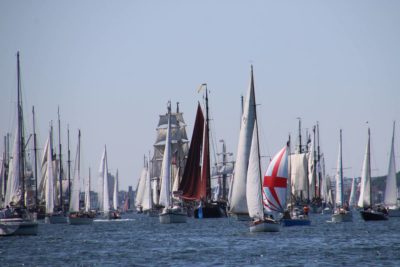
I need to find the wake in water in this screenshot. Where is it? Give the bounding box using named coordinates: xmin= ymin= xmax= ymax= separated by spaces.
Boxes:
xmin=94 ymin=218 xmax=136 ymax=222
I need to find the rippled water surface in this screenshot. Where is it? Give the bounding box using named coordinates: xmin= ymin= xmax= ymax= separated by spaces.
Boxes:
xmin=1 ymin=213 xmax=400 ymax=266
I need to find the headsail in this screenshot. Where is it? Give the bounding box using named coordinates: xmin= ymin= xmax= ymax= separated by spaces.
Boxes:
xmin=263 ymin=146 xmax=288 ymax=213
xmin=99 ymin=146 xmax=110 ymax=213
xmin=384 ymin=122 xmax=397 ymax=207
xmin=358 ymin=129 xmax=371 ymax=208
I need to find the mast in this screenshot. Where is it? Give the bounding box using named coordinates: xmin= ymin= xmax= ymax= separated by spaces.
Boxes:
xmin=368 ymin=128 xmax=371 ymax=206
xmin=32 ymin=106 xmax=38 ymax=209
xmin=317 ymin=122 xmax=321 ymax=198
xmin=339 ymin=129 xmax=344 ymax=207
xmin=221 ymin=140 xmax=227 ymax=200
xmin=297 ymin=118 xmax=302 ymax=153
xmin=57 ymin=107 xmax=63 ymax=211
xmin=313 ymin=126 xmax=317 ymax=198
xmin=204 ymin=86 xmax=211 ymax=200
xmin=17 ymin=52 xmax=26 ymax=207
xmin=67 ymin=125 xmax=71 ymax=206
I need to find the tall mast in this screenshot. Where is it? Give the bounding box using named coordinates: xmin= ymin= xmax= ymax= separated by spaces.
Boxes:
xmin=67 ymin=125 xmax=71 ymax=206
xmin=339 ymin=129 xmax=344 ymax=207
xmin=313 ymin=125 xmax=317 ymax=198
xmin=57 ymin=107 xmax=63 ymax=211
xmin=32 ymin=106 xmax=38 ymax=209
xmin=368 ymin=128 xmax=371 ymax=206
xmin=297 ymin=118 xmax=302 ymax=153
xmin=317 ymin=121 xmax=321 ymax=198
xmin=221 ymin=140 xmax=227 ymax=200
xmin=204 ymin=85 xmax=211 ymax=200
xmin=17 ymin=52 xmax=26 ymax=207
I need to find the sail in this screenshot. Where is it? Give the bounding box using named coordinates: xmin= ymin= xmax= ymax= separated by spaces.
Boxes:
xmin=384 ymin=122 xmax=397 ymax=207
xmin=263 ymin=146 xmax=289 ymax=213
xmin=159 ymin=111 xmax=172 ymax=208
xmin=135 ymin=167 xmax=147 ymax=208
xmin=229 ymin=67 xmax=256 ymax=215
xmin=179 ymin=104 xmax=207 ymax=200
xmin=334 ymin=131 xmax=343 ymax=207
xmin=348 ymin=177 xmax=357 ymax=207
xmin=113 ymin=170 xmax=119 ymax=210
xmin=142 ymin=158 xmax=152 ymax=211
xmin=85 ymin=170 xmax=91 ymax=212
xmin=99 ymin=147 xmax=110 ymax=213
xmin=45 ymin=132 xmax=55 ymax=213
xmin=358 ymin=129 xmax=371 ymax=208
xmin=308 ymin=135 xmax=316 ymax=199
xmin=69 ymin=132 xmax=81 ymax=213
xmin=246 ymin=124 xmax=264 ymax=220
xmin=290 ymin=153 xmax=308 ymax=197
xmin=5 ymin=127 xmax=22 ymax=206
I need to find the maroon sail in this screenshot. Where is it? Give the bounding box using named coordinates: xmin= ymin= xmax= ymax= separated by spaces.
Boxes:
xmin=179 ymin=103 xmax=207 ymax=201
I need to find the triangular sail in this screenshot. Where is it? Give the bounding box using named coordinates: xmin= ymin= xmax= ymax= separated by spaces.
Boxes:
xmin=246 ymin=124 xmax=263 ymax=220
xmin=229 ymin=67 xmax=256 ymax=215
xmin=263 ymin=146 xmax=289 ymax=213
xmin=179 ymin=104 xmax=206 ymax=200
xmin=99 ymin=146 xmax=110 ymax=213
xmin=113 ymin=170 xmax=119 ymax=210
xmin=5 ymin=124 xmax=22 ymax=206
xmin=45 ymin=132 xmax=55 ymax=214
xmin=159 ymin=108 xmax=172 ymax=208
xmin=142 ymin=158 xmax=152 ymax=211
xmin=358 ymin=129 xmax=371 ymax=208
xmin=135 ymin=167 xmax=147 ymax=209
xmin=335 ymin=130 xmax=344 ymax=207
xmin=69 ymin=131 xmax=81 ymax=212
xmin=308 ymin=134 xmax=316 ymax=200
xmin=348 ymin=177 xmax=357 ymax=207
xmin=85 ymin=169 xmax=91 ymax=212
xmin=384 ymin=122 xmax=397 ymax=207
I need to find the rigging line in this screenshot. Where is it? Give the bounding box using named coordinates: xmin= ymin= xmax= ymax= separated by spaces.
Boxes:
xmin=202 ymin=91 xmax=219 ymax=165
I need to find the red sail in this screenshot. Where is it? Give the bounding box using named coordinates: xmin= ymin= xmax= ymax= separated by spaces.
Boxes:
xmin=179 ymin=103 xmax=208 ymax=201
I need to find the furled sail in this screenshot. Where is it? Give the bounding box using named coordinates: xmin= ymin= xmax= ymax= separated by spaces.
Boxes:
xmin=384 ymin=122 xmax=397 ymax=207
xmin=263 ymin=146 xmax=288 ymax=213
xmin=229 ymin=67 xmax=256 ymax=215
xmin=358 ymin=129 xmax=371 ymax=208
xmin=245 ymin=124 xmax=263 ymax=220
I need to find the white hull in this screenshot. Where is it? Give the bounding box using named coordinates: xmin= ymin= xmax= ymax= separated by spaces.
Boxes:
xmin=46 ymin=214 xmax=68 ymax=224
xmin=159 ymin=210 xmax=187 ymax=224
xmin=68 ymin=217 xmax=94 ymax=225
xmin=321 ymin=207 xmax=333 ymax=215
xmin=388 ymin=208 xmax=400 ymax=217
xmin=331 ymin=211 xmax=353 ymax=223
xmin=0 ymin=218 xmax=38 ymax=236
xmin=250 ymin=220 xmax=280 ymax=232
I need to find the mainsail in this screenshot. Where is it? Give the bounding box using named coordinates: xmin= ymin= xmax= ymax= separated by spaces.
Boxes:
xmin=45 ymin=131 xmax=55 ymax=214
xmin=263 ymin=146 xmax=289 ymax=213
xmin=229 ymin=66 xmax=256 ymax=215
xmin=159 ymin=105 xmax=172 ymax=208
xmin=85 ymin=169 xmax=91 ymax=212
xmin=348 ymin=177 xmax=357 ymax=207
xmin=358 ymin=129 xmax=371 ymax=208
xmin=142 ymin=158 xmax=152 ymax=211
xmin=334 ymin=130 xmax=344 ymax=207
xmin=113 ymin=170 xmax=119 ymax=210
xmin=69 ymin=130 xmax=81 ymax=213
xmin=384 ymin=122 xmax=397 ymax=207
xmin=290 ymin=153 xmax=308 ymax=199
xmin=135 ymin=165 xmax=147 ymax=209
xmin=99 ymin=146 xmax=110 ymax=213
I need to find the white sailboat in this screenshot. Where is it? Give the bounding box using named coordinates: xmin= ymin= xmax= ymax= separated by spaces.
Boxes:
xmin=0 ymin=52 xmax=38 ymax=236
xmin=98 ymin=146 xmax=117 ymax=219
xmin=384 ymin=122 xmax=400 ymax=217
xmin=331 ymin=130 xmax=352 ymax=223
xmin=159 ymin=102 xmax=187 ymax=224
xmin=228 ymin=66 xmax=256 ymax=221
xmin=135 ymin=159 xmax=147 ymax=213
xmin=359 ymin=128 xmax=388 ymax=221
xmin=68 ymin=130 xmax=94 ymax=225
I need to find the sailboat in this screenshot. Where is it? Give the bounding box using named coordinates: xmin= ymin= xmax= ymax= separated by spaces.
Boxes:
xmin=159 ymin=102 xmax=187 ymax=224
xmin=0 ymin=52 xmax=38 ymax=236
xmin=359 ymin=128 xmax=388 ymax=221
xmin=178 ymin=85 xmax=226 ymax=218
xmin=348 ymin=177 xmax=357 ymax=209
xmin=68 ymin=130 xmax=94 ymax=225
xmin=135 ymin=158 xmax=147 ymax=213
xmin=331 ymin=130 xmax=352 ymax=223
xmin=384 ymin=122 xmax=400 ymax=217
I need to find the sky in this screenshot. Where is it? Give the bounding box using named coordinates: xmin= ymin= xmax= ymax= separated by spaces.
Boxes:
xmin=0 ymin=1 xmax=399 ymax=191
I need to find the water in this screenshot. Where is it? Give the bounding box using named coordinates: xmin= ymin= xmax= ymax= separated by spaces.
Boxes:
xmin=1 ymin=213 xmax=399 ymax=266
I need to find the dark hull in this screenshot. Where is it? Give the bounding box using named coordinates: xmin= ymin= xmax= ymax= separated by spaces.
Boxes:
xmin=360 ymin=210 xmax=388 ymax=221
xmin=194 ymin=202 xmax=227 ymax=218
xmin=281 ymin=218 xmax=311 ymax=227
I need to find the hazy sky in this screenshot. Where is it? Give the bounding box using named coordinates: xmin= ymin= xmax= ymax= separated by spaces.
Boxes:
xmin=1 ymin=1 xmax=399 ymax=191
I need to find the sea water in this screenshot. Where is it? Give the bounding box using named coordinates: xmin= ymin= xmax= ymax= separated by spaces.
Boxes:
xmin=0 ymin=212 xmax=399 ymax=266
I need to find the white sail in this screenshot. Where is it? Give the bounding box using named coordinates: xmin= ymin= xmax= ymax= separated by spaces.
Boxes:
xmin=358 ymin=129 xmax=371 ymax=208
xmin=69 ymin=132 xmax=81 ymax=213
xmin=5 ymin=127 xmax=22 ymax=206
xmin=334 ymin=131 xmax=343 ymax=207
xmin=135 ymin=167 xmax=147 ymax=208
xmin=113 ymin=170 xmax=119 ymax=210
xmin=142 ymin=158 xmax=152 ymax=211
xmin=45 ymin=132 xmax=55 ymax=214
xmin=290 ymin=153 xmax=308 ymax=196
xmin=230 ymin=67 xmax=256 ymax=215
xmin=308 ymin=135 xmax=316 ymax=200
xmin=159 ymin=110 xmax=172 ymax=208
xmin=99 ymin=147 xmax=110 ymax=213
xmin=246 ymin=124 xmax=264 ymax=221
xmin=348 ymin=177 xmax=357 ymax=207
xmin=85 ymin=169 xmax=91 ymax=212
xmin=384 ymin=122 xmax=397 ymax=207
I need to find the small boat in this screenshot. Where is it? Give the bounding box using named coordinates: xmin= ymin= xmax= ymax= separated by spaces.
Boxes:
xmin=159 ymin=102 xmax=187 ymax=224
xmin=244 ymin=66 xmax=280 ymax=232
xmin=0 ymin=53 xmax=38 ymax=236
xmin=358 ymin=128 xmax=388 ymax=221
xmin=280 ymin=207 xmax=311 ymax=226
xmin=384 ymin=122 xmax=400 ymax=217
xmin=331 ymin=129 xmax=353 ymax=223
